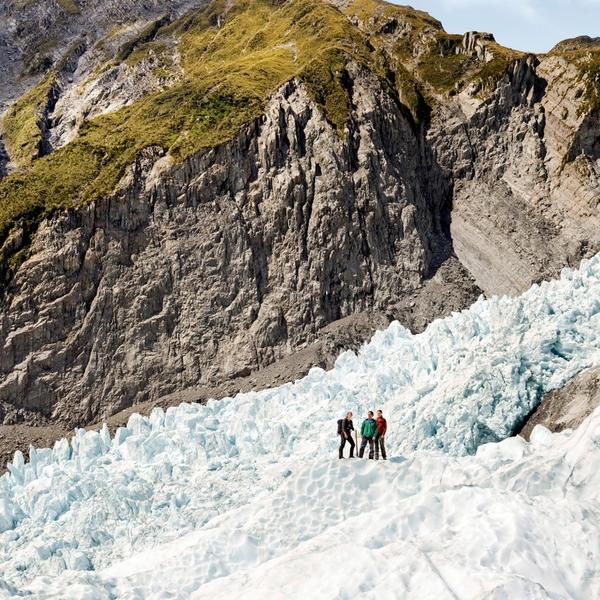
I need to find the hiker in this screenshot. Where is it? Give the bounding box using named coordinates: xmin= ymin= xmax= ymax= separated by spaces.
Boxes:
xmin=374 ymin=409 xmax=387 ymax=460
xmin=338 ymin=411 xmax=356 ymax=459
xmin=359 ymin=411 xmax=377 ymax=459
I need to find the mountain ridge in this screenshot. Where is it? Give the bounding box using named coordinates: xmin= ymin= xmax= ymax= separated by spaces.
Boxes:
xmin=0 ymin=0 xmax=598 ymax=434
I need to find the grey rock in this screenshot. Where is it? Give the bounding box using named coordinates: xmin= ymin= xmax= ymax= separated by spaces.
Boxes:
xmin=459 ymin=32 xmax=495 ymax=62
xmin=0 ymin=69 xmax=478 ymax=427
xmin=518 ymin=366 xmax=600 ymax=440
xmin=48 ymin=42 xmax=182 ymax=151
xmin=1 ymin=3 xmax=599 ymax=434
xmin=0 ymin=1 xmax=202 ymax=173
xmin=0 ymin=310 xmax=389 ymax=472
xmin=0 ymin=0 xmax=203 ymax=112
xmin=0 ymin=138 xmax=8 ymax=178
xmin=432 ymin=55 xmax=600 ymax=297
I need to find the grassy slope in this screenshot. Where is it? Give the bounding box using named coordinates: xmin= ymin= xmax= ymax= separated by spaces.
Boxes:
xmin=1 ymin=75 xmax=56 ymax=168
xmin=0 ymin=0 xmax=526 ymax=257
xmin=0 ymin=0 xmax=371 ymax=246
xmin=582 ymin=59 xmax=600 ymax=114
xmin=342 ymin=0 xmax=521 ymax=114
xmin=553 ymin=47 xmax=600 ymax=115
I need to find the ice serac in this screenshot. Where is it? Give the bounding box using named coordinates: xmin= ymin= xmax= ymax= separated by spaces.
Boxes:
xmin=2 ymin=255 xmax=600 ymax=596
xmin=0 ymin=67 xmax=477 ymax=427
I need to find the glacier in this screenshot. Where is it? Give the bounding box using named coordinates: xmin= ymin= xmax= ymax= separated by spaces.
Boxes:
xmin=2 ymin=255 xmax=600 ymax=597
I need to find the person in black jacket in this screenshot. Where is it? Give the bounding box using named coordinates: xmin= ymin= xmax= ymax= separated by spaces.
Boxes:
xmin=339 ymin=411 xmax=355 ymax=459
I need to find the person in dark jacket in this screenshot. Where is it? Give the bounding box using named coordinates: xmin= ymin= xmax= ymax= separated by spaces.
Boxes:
xmin=339 ymin=411 xmax=355 ymax=459
xmin=374 ymin=409 xmax=387 ymax=460
xmin=359 ymin=411 xmax=377 ymax=459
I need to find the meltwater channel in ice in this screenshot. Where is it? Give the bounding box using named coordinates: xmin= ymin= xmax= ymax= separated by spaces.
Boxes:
xmin=2 ymin=254 xmax=600 ymax=589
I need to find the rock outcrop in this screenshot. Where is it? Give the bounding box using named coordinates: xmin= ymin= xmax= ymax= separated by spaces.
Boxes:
xmin=519 ymin=366 xmax=600 ymax=440
xmin=0 ymin=70 xmax=478 ymax=426
xmin=436 ymin=55 xmax=600 ymax=296
xmin=460 ymin=32 xmax=495 ymax=63
xmin=0 ymin=0 xmax=202 ymax=110
xmin=0 ymin=0 xmax=599 ymax=432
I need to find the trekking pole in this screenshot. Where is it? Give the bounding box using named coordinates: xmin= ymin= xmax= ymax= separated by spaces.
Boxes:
xmin=355 ymin=430 xmax=358 ymax=458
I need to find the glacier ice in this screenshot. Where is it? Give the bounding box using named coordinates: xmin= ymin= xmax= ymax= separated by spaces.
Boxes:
xmin=4 ymin=409 xmax=600 ymax=598
xmin=1 ymin=256 xmax=600 ymax=597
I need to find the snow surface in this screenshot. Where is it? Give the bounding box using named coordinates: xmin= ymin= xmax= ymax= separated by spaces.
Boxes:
xmin=2 ymin=256 xmax=600 ymax=598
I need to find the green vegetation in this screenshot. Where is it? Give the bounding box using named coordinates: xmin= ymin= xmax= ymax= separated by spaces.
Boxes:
xmin=176 ymin=0 xmax=369 ymax=131
xmin=1 ymin=75 xmax=56 ymax=168
xmin=582 ymin=61 xmax=600 ymax=113
xmin=57 ymin=0 xmax=80 ymax=16
xmin=116 ymin=16 xmax=171 ymax=62
xmin=0 ymin=204 xmax=43 ymax=290
xmin=0 ymin=0 xmax=525 ymax=263
xmin=394 ymin=66 xmax=430 ymax=125
xmin=471 ymin=44 xmax=521 ymax=95
xmin=348 ymin=0 xmax=442 ymax=33
xmin=551 ymin=46 xmax=600 ymax=115
xmin=22 ymin=37 xmax=58 ymax=76
xmin=0 ymin=0 xmax=370 ymax=247
xmin=341 ymin=0 xmax=521 ymax=111
xmin=574 ymin=52 xmax=600 ymax=115
xmin=298 ymin=50 xmax=354 ymax=133
xmin=127 ymin=41 xmax=166 ymax=66
xmin=416 ymin=53 xmax=471 ymax=93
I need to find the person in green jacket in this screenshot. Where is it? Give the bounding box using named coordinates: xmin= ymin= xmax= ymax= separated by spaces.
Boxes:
xmin=359 ymin=411 xmax=378 ymax=459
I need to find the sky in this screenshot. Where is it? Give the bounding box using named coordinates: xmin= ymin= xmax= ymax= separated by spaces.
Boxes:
xmin=394 ymin=0 xmax=600 ymax=53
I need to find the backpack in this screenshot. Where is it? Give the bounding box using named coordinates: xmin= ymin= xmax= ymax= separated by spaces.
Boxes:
xmin=362 ymin=419 xmax=377 ymax=439
xmin=337 ymin=419 xmax=344 ymax=435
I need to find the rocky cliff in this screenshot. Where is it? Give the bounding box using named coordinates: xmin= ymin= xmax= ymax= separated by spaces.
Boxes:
xmin=439 ymin=52 xmax=600 ymax=296
xmin=519 ymin=365 xmax=600 ymax=440
xmin=0 ymin=0 xmax=202 ymax=111
xmin=0 ymin=68 xmax=478 ymax=426
xmin=0 ymin=0 xmax=598 ymax=429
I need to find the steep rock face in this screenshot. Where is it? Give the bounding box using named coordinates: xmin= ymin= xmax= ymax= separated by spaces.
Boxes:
xmin=0 ymin=310 xmax=390 ymax=472
xmin=432 ymin=55 xmax=600 ymax=297
xmin=519 ymin=365 xmax=600 ymax=440
xmin=1 ymin=0 xmax=599 ymax=432
xmin=0 ymin=0 xmax=201 ymax=110
xmin=0 ymin=69 xmax=478 ymax=426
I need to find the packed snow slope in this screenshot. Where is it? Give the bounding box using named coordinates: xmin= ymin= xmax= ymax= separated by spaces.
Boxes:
xmin=2 ymin=255 xmax=600 ymax=597
xmin=17 ymin=411 xmax=598 ymax=600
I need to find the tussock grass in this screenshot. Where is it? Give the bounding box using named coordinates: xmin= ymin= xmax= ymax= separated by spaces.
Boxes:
xmin=549 ymin=45 xmax=600 ymax=115
xmin=1 ymin=75 xmax=57 ymax=168
xmin=0 ymin=0 xmax=532 ymax=258
xmin=0 ymin=0 xmax=368 ymax=245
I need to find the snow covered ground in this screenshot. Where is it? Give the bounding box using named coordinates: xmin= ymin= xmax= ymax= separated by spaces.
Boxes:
xmin=2 ymin=256 xmax=600 ymax=598
xmin=3 ymin=413 xmax=600 ymax=599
